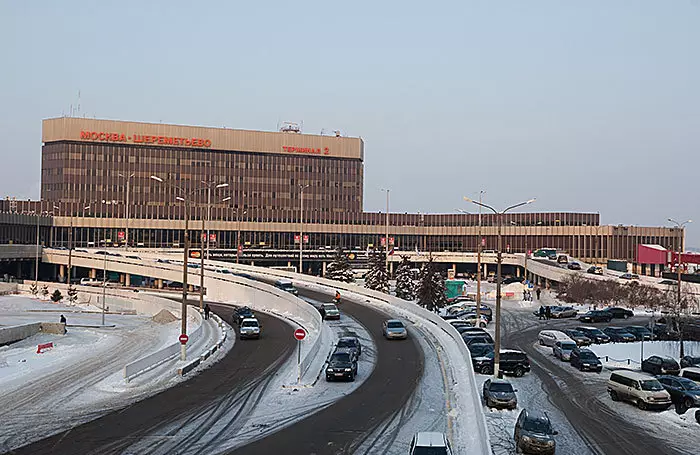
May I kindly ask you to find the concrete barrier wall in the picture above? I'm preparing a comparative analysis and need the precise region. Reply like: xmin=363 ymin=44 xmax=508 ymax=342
xmin=0 ymin=282 xmax=19 ymax=295
xmin=40 ymin=322 xmax=66 ymax=335
xmin=0 ymin=322 xmax=41 ymax=345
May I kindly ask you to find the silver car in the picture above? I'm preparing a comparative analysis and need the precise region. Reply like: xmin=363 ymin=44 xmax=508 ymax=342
xmin=383 ymin=319 xmax=408 ymax=339
xmin=553 ymin=340 xmax=577 ymax=361
xmin=483 ymin=378 xmax=518 ymax=410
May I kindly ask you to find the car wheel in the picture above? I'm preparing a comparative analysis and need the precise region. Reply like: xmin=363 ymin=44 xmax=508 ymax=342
xmin=513 ymin=367 xmax=525 ymax=378
xmin=326 ymin=376 xmax=332 ymax=382
xmin=684 ymin=398 xmax=694 ymax=411
xmin=695 ymin=409 xmax=700 ymax=424
xmin=637 ymin=399 xmax=648 ymax=410
xmin=609 ymin=390 xmax=619 ymax=401
xmin=480 ymin=322 xmax=487 ymax=328
xmin=539 ymin=339 xmax=544 ymax=346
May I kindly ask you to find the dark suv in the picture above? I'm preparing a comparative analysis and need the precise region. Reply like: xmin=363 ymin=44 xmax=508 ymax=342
xmin=326 ymin=349 xmax=358 ymax=381
xmin=473 ymin=350 xmax=530 ymax=377
xmin=514 ymin=409 xmax=557 ymax=454
xmin=642 ymin=356 xmax=680 ymax=376
xmin=233 ymin=306 xmax=255 ymax=325
xmin=658 ymin=375 xmax=700 ymax=412
xmin=570 ymin=347 xmax=602 ymax=372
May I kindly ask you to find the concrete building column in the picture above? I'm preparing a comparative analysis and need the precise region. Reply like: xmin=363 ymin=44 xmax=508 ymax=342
xmin=390 ymin=261 xmax=395 ymax=278
xmin=516 ymin=267 xmax=521 ymax=278
xmin=90 ymin=268 xmax=97 ymax=279
xmin=58 ymin=265 xmax=65 ymax=283
xmin=322 ymin=261 xmax=327 ymax=276
xmin=125 ymin=274 xmax=131 ymax=287
xmin=156 ymin=279 xmax=163 ymax=289
xmin=483 ymin=263 xmax=488 ymax=278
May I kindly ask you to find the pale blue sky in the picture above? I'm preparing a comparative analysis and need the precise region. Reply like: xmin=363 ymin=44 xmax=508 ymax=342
xmin=1 ymin=1 xmax=699 ymax=243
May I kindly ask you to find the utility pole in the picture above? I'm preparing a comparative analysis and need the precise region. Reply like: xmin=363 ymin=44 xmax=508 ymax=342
xmin=34 ymin=211 xmax=41 ymax=285
xmin=381 ymin=188 xmax=390 ymax=273
xmin=299 ymin=184 xmax=310 ymax=274
xmin=476 ymin=191 xmax=483 ymax=322
xmin=668 ymin=218 xmax=692 ymax=359
xmin=200 ymin=210 xmax=205 ymax=311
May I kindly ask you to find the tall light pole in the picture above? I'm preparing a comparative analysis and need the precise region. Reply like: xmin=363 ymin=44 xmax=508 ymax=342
xmin=464 ymin=196 xmax=536 ymax=378
xmin=668 ymin=218 xmax=692 ymax=358
xmin=65 ymin=203 xmax=91 ymax=285
xmin=298 ymin=184 xmax=310 ymax=274
xmin=151 ymin=175 xmax=197 ymax=361
xmin=381 ymin=188 xmax=390 ymax=273
xmin=202 ymin=181 xmax=229 ymax=260
xmin=235 ymin=208 xmax=247 ymax=264
xmin=118 ymin=173 xmax=135 ymax=250
xmin=197 ymin=194 xmax=230 ymax=311
xmin=460 ymin=190 xmax=485 ymax=322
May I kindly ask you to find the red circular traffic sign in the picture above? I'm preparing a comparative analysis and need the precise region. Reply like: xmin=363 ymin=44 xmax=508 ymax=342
xmin=294 ymin=328 xmax=306 ymax=341
xmin=179 ymin=334 xmax=189 ymax=344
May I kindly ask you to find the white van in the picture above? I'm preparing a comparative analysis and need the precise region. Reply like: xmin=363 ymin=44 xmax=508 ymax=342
xmin=537 ymin=330 xmax=572 ymax=347
xmin=607 ymin=370 xmax=672 ymax=410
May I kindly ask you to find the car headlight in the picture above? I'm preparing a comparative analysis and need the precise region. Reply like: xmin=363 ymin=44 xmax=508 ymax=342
xmin=326 ymin=368 xmax=333 ymax=373
xmin=522 ymin=436 xmax=531 ymax=443
xmin=344 ymin=368 xmax=352 ymax=372
xmin=547 ymin=440 xmax=555 ymax=447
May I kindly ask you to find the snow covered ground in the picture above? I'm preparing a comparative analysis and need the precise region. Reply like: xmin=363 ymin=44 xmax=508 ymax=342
xmin=0 ymin=294 xmax=228 ymax=452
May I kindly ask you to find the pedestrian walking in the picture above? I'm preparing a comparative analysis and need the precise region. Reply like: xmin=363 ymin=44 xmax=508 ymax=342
xmin=60 ymin=314 xmax=66 ymax=324
xmin=523 ymin=290 xmax=527 ymax=301
xmin=538 ymin=306 xmax=545 ymax=320
xmin=545 ymin=306 xmax=551 ymax=320
xmin=536 ymin=287 xmax=542 ymax=300
xmin=204 ymin=304 xmax=211 ymax=320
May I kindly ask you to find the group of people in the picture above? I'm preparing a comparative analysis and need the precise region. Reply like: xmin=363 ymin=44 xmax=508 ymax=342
xmin=522 ymin=286 xmax=542 ymax=302
xmin=538 ymin=305 xmax=552 ymax=320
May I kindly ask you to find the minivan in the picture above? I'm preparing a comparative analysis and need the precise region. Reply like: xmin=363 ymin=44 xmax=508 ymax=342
xmin=274 ymin=279 xmax=298 ymax=295
xmin=537 ymin=330 xmax=572 ymax=347
xmin=607 ymin=370 xmax=672 ymax=410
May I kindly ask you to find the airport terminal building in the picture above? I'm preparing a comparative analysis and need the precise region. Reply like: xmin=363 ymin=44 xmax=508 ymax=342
xmin=0 ymin=117 xmax=684 ymax=274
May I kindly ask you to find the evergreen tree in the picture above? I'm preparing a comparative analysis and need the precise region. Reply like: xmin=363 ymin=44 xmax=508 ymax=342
xmin=417 ymin=258 xmax=447 ymax=311
xmin=67 ymin=285 xmax=79 ymax=304
xmin=41 ymin=285 xmax=49 ymax=300
xmin=364 ymin=251 xmax=389 ymax=293
xmin=50 ymin=289 xmax=63 ymax=303
xmin=29 ymin=282 xmax=38 ymax=297
xmin=325 ymin=248 xmax=355 ymax=283
xmin=395 ymin=256 xmax=417 ymax=300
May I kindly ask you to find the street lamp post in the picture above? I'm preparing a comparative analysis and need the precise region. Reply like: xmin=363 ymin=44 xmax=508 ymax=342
xmin=381 ymin=188 xmax=390 ymax=273
xmin=202 ymin=181 xmax=229 ymax=260
xmin=65 ymin=203 xmax=92 ymax=286
xmin=298 ymin=184 xmax=310 ymax=274
xmin=235 ymin=208 xmax=247 ymax=264
xmin=118 ymin=173 xmax=135 ymax=250
xmin=668 ymin=218 xmax=692 ymax=358
xmin=464 ymin=196 xmax=536 ymax=378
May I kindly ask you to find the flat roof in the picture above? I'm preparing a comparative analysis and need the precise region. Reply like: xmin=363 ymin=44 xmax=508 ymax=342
xmin=42 ymin=117 xmax=364 ymax=160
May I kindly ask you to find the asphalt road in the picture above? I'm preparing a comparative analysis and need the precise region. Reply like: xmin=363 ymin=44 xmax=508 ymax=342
xmin=228 ymin=287 xmax=424 ymax=455
xmin=502 ymin=307 xmax=687 ymax=455
xmin=9 ymin=304 xmax=293 ymax=455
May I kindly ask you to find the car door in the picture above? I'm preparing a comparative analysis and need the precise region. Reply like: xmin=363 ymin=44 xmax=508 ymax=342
xmin=667 ymin=378 xmax=683 ymax=403
xmin=514 ymin=411 xmax=524 ymax=442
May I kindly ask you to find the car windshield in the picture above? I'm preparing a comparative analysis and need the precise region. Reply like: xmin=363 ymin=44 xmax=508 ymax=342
xmin=587 ymin=328 xmax=604 ymax=336
xmin=640 ymin=380 xmax=664 ymax=391
xmin=470 ymin=344 xmax=494 ymax=356
xmin=323 ymin=305 xmax=337 ymax=311
xmin=489 ymin=383 xmax=513 ymax=393
xmin=387 ymin=321 xmax=404 ymax=329
xmin=337 ymin=339 xmax=356 ymax=348
xmin=412 ymin=447 xmax=448 ymax=455
xmin=681 ymin=380 xmax=700 ymax=391
xmin=579 ymin=352 xmax=598 ymax=360
xmin=567 ymin=331 xmax=584 ymax=337
xmin=523 ymin=418 xmax=552 ymax=434
xmin=662 ymin=360 xmax=678 ymax=368
xmin=241 ymin=321 xmax=258 ymax=328
xmin=331 ymin=353 xmax=351 ymax=363
xmin=561 ymin=342 xmax=577 ymax=350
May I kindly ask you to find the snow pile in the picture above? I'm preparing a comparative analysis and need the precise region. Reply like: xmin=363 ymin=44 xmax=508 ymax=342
xmin=152 ymin=309 xmax=178 ymax=324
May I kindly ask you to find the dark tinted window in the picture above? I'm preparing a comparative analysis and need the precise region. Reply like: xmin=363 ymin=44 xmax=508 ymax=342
xmin=387 ymin=321 xmax=404 ymax=329
xmin=523 ymin=417 xmax=552 ymax=434
xmin=412 ymin=447 xmax=448 ymax=455
xmin=579 ymin=351 xmax=598 ymax=360
xmin=489 ymin=382 xmax=514 ymax=393
xmin=331 ymin=353 xmax=352 ymax=363
xmin=662 ymin=359 xmax=678 ymax=368
xmin=337 ymin=339 xmax=358 ymax=348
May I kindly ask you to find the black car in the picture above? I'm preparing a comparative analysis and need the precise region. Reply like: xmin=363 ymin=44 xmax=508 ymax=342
xmin=575 ymin=326 xmax=611 ymax=344
xmin=563 ymin=329 xmax=592 ymax=346
xmin=624 ymin=325 xmax=653 ymax=341
xmin=587 ymin=266 xmax=604 ymax=275
xmin=233 ymin=306 xmax=255 ymax=325
xmin=642 ymin=356 xmax=681 ymax=376
xmin=468 ymin=343 xmax=494 ymax=359
xmin=578 ymin=310 xmax=613 ymax=323
xmin=603 ymin=327 xmax=636 ymax=343
xmin=567 ymin=262 xmax=582 ymax=270
xmin=604 ymin=307 xmax=634 ymax=319
xmin=458 ymin=327 xmax=489 ymax=336
xmin=570 ymin=347 xmax=602 ymax=372
xmin=681 ymin=355 xmax=700 ymax=369
xmin=464 ymin=336 xmax=495 ymax=347
xmin=473 ymin=350 xmax=530 ymax=377
xmin=462 ymin=331 xmax=494 ymax=345
xmin=326 ymin=350 xmax=358 ymax=381
xmin=336 ymin=336 xmax=362 ymax=358
xmin=658 ymin=376 xmax=700 ymax=412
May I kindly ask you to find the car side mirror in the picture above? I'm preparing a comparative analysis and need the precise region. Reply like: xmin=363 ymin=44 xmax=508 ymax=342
xmin=553 ymin=430 xmax=559 ymax=436
xmin=514 ymin=389 xmax=519 ymax=392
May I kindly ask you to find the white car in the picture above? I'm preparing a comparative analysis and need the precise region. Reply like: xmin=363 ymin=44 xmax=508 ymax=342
xmin=538 ymin=330 xmax=572 ymax=347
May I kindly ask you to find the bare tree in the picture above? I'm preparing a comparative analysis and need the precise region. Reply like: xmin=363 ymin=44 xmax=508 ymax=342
xmin=662 ymin=284 xmax=698 ymax=358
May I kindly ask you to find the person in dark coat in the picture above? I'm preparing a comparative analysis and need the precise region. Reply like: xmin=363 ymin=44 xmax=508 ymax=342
xmin=204 ymin=304 xmax=211 ymax=320
xmin=536 ymin=287 xmax=542 ymax=300
xmin=545 ymin=306 xmax=552 ymax=320
xmin=523 ymin=290 xmax=527 ymax=301
xmin=60 ymin=314 xmax=66 ymax=324
xmin=538 ymin=306 xmax=545 ymax=320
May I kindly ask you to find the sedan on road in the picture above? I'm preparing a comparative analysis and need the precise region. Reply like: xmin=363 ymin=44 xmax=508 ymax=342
xmin=336 ymin=336 xmax=362 ymax=358
xmin=553 ymin=340 xmax=578 ymax=361
xmin=603 ymin=307 xmax=634 ymax=319
xmin=624 ymin=325 xmax=653 ymax=341
xmin=483 ymin=378 xmax=518 ymax=410
xmin=642 ymin=356 xmax=681 ymax=376
xmin=603 ymin=327 xmax=636 ymax=343
xmin=575 ymin=326 xmax=611 ymax=344
xmin=619 ymin=273 xmax=640 ymax=280
xmin=578 ymin=310 xmax=613 ymax=323
xmin=383 ymin=319 xmax=408 ymax=339
xmin=587 ymin=266 xmax=604 ymax=275
xmin=320 ymin=303 xmax=341 ymax=320
xmin=570 ymin=347 xmax=603 ymax=372
xmin=326 ymin=350 xmax=358 ymax=381
xmin=658 ymin=376 xmax=700 ymax=412
xmin=567 ymin=262 xmax=582 ymax=270
xmin=563 ymin=329 xmax=592 ymax=346
xmin=550 ymin=306 xmax=578 ymax=319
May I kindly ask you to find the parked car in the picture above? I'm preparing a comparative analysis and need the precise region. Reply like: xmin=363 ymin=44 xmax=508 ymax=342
xmin=603 ymin=327 xmax=636 ymax=343
xmin=458 ymin=327 xmax=489 ymax=336
xmin=603 ymin=307 xmax=634 ymax=319
xmin=320 ymin=303 xmax=341 ymax=320
xmin=449 ymin=320 xmax=472 ymax=329
xmin=547 ymin=252 xmax=558 ymax=260
xmin=514 ymin=409 xmax=557 ymax=455
xmin=239 ymin=317 xmax=261 ymax=339
xmin=681 ymin=367 xmax=700 ymax=382
xmin=125 ymin=255 xmax=141 ymax=260
xmin=556 ymin=255 xmax=568 ymax=265
xmin=383 ymin=319 xmax=408 ymax=339
xmin=75 ymin=249 xmax=89 ymax=253
xmin=575 ymin=326 xmax=611 ymax=344
xmin=468 ymin=343 xmax=494 ymax=359
xmin=623 ymin=325 xmax=653 ymax=341
xmin=483 ymin=378 xmax=518 ymax=410
xmin=274 ymin=278 xmax=298 ymax=295
xmin=336 ymin=336 xmax=361 ymax=357
xmin=233 ymin=306 xmax=255 ymax=325
xmin=325 ymin=349 xmax=358 ymax=381
xmin=587 ymin=266 xmax=604 ymax=275
xmin=463 ymin=335 xmax=495 ymax=347
xmin=553 ymin=340 xmax=578 ymax=361
xmin=458 ymin=313 xmax=489 ymax=328
xmin=619 ymin=273 xmax=640 ymax=280
xmin=473 ymin=349 xmax=530 ymax=377
xmin=538 ymin=330 xmax=572 ymax=347
xmin=578 ymin=310 xmax=613 ymax=323
xmin=408 ymin=432 xmax=453 ymax=455
xmin=658 ymin=375 xmax=700 ymax=412
xmin=680 ymin=356 xmax=700 ymax=369
xmin=550 ymin=306 xmax=578 ymax=319
xmin=563 ymin=329 xmax=592 ymax=346
xmin=607 ymin=370 xmax=672 ymax=410
xmin=567 ymin=262 xmax=582 ymax=270
xmin=570 ymin=347 xmax=602 ymax=372
xmin=642 ymin=356 xmax=681 ymax=376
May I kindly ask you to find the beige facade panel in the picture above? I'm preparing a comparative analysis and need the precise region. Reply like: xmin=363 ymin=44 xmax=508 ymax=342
xmin=42 ymin=117 xmax=364 ymax=160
